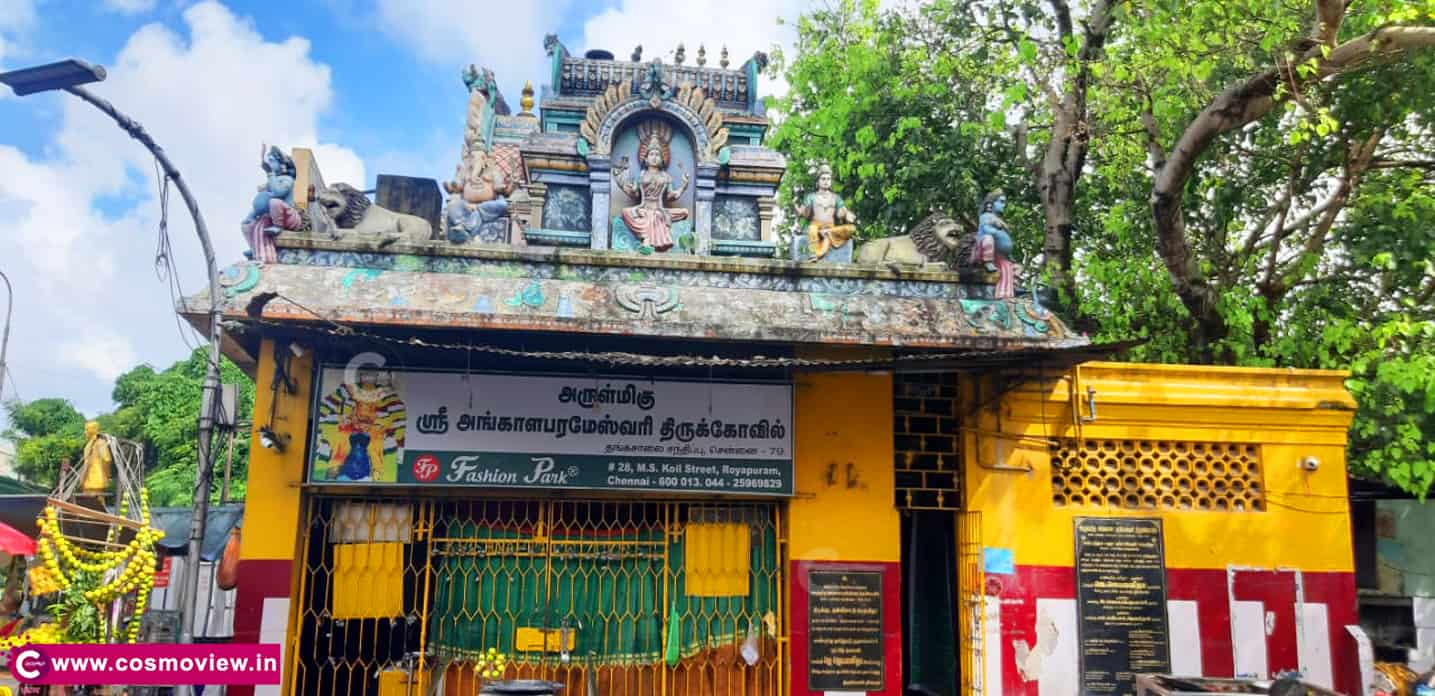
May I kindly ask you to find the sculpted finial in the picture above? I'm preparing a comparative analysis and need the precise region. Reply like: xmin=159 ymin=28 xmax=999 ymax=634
xmin=720 ymin=46 xmax=730 ymax=69
xmin=520 ymin=81 xmax=535 ymax=115
xmin=697 ymin=44 xmax=707 ymax=67
xmin=674 ymin=43 xmax=686 ymax=65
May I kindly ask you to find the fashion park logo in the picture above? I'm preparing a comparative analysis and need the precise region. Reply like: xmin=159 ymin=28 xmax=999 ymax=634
xmin=413 ymin=454 xmax=581 ymax=485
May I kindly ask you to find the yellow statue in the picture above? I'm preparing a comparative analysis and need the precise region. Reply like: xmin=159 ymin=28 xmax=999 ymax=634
xmin=80 ymin=421 xmax=112 ymax=493
xmin=795 ymin=163 xmax=858 ymax=260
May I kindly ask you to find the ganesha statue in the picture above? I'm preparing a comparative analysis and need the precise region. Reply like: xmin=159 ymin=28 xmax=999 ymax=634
xmin=242 ymin=146 xmax=305 ymax=263
xmin=611 ymin=121 xmax=693 ymax=254
xmin=444 ymin=147 xmax=513 ymax=244
xmin=443 ymin=64 xmax=513 ymax=244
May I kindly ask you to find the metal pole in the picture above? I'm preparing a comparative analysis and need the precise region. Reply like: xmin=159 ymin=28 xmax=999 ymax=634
xmin=220 ymin=428 xmax=235 ymax=505
xmin=0 ymin=269 xmax=11 ymax=402
xmin=63 ymin=86 xmax=223 ymax=666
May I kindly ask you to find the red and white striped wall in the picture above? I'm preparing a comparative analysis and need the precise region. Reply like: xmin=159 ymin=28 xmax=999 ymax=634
xmin=978 ymin=565 xmax=1358 ymax=695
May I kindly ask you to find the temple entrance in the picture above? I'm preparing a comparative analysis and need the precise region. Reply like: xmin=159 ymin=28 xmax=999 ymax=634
xmin=893 ymin=373 xmax=982 ymax=696
xmin=901 ymin=511 xmax=960 ymax=695
xmin=290 ymin=496 xmax=787 ymax=696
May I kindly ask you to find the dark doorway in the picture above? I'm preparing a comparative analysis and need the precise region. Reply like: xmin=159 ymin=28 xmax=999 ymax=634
xmin=900 ymin=510 xmax=959 ymax=696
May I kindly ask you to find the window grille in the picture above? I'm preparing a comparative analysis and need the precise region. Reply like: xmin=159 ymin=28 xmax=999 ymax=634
xmin=1050 ymin=439 xmax=1265 ymax=512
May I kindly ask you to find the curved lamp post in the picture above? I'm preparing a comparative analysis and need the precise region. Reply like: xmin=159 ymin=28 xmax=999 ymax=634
xmin=0 ymin=59 xmax=223 ymax=662
xmin=0 ymin=268 xmax=11 ymax=402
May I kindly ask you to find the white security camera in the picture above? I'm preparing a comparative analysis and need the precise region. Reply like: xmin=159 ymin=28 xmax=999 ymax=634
xmin=1299 ymin=456 xmax=1320 ymax=472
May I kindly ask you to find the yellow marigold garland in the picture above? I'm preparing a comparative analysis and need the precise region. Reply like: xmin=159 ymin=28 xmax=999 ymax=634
xmin=25 ymin=488 xmax=165 ymax=644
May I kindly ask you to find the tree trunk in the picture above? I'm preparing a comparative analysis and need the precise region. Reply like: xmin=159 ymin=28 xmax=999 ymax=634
xmin=1038 ymin=0 xmax=1115 ymax=328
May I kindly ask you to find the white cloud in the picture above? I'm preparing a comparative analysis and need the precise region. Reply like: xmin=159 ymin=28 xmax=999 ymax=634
xmin=0 ymin=0 xmax=36 ymax=29
xmin=59 ymin=335 xmax=139 ymax=384
xmin=0 ymin=0 xmax=36 ymax=72
xmin=375 ymin=0 xmax=570 ymax=106
xmin=0 ymin=1 xmax=363 ymax=415
xmin=104 ymin=0 xmax=159 ymax=14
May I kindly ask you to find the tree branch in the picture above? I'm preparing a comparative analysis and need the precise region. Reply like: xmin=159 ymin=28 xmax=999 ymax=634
xmin=1149 ymin=4 xmax=1435 ymax=358
xmin=1137 ymin=78 xmax=1167 ymax=171
xmin=1047 ymin=0 xmax=1075 ymax=39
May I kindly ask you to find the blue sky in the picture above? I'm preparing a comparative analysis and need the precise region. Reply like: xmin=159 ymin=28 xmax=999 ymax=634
xmin=0 ymin=0 xmax=809 ymax=423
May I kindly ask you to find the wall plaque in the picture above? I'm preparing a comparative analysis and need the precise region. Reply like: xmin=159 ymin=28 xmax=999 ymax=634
xmin=1075 ymin=517 xmax=1171 ymax=695
xmin=806 ymin=569 xmax=885 ymax=691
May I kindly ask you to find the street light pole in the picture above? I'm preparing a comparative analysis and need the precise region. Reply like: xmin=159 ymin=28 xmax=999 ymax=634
xmin=63 ymin=85 xmax=223 ymax=653
xmin=0 ymin=269 xmax=12 ymax=402
xmin=0 ymin=62 xmax=223 ymax=670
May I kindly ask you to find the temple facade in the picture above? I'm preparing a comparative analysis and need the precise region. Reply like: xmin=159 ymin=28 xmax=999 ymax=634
xmin=190 ymin=37 xmax=1363 ymax=696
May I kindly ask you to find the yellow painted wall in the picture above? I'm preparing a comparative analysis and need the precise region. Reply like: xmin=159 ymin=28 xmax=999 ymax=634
xmin=240 ymin=339 xmax=314 ymax=561
xmin=788 ymin=371 xmax=901 ymax=563
xmin=964 ymin=361 xmax=1357 ymax=571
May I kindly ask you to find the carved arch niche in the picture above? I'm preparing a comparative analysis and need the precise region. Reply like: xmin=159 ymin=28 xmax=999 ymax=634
xmin=606 ymin=114 xmax=698 ymax=252
xmin=580 ymin=80 xmax=730 ymax=164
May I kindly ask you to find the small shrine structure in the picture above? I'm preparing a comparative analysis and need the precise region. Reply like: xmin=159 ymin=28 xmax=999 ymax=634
xmin=188 ymin=35 xmax=1362 ymax=696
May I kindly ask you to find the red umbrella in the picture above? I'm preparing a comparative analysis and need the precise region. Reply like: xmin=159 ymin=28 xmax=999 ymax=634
xmin=0 ymin=520 xmax=36 ymax=556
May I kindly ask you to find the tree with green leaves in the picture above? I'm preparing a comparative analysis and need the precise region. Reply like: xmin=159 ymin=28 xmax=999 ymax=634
xmin=2 ymin=348 xmax=255 ymax=504
xmin=3 ymin=398 xmax=87 ymax=486
xmin=770 ymin=0 xmax=1435 ymax=494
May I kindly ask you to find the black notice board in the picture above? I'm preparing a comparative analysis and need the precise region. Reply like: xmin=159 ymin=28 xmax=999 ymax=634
xmin=806 ymin=569 xmax=886 ymax=691
xmin=1074 ymin=518 xmax=1171 ymax=695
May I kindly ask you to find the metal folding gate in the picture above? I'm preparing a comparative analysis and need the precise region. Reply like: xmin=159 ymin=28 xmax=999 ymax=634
xmin=958 ymin=511 xmax=985 ymax=696
xmin=290 ymin=496 xmax=787 ymax=696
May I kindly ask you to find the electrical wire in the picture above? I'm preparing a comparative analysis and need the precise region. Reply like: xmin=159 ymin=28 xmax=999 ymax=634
xmin=2 ymin=365 xmax=19 ymax=402
xmin=1376 ymin=558 xmax=1435 ymax=578
xmin=152 ymin=158 xmax=204 ymax=355
xmin=231 ymin=312 xmax=1067 ymax=371
xmin=1259 ymin=495 xmax=1351 ymax=515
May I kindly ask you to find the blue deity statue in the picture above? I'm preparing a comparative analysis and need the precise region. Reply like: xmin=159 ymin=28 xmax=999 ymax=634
xmin=969 ymin=190 xmax=1020 ymax=298
xmin=241 ymin=146 xmax=302 ymax=264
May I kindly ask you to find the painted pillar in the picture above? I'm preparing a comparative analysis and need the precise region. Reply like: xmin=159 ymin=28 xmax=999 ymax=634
xmin=231 ymin=339 xmax=314 ymax=696
xmin=694 ymin=163 xmax=719 ymax=256
xmin=757 ymin=196 xmax=776 ymax=243
xmin=587 ymin=156 xmax=612 ymax=251
xmin=526 ymin=181 xmax=548 ymax=233
xmin=788 ymin=369 xmax=903 ymax=696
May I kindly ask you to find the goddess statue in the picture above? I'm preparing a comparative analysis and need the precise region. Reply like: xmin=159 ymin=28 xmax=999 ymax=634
xmin=794 ymin=163 xmax=858 ymax=261
xmin=613 ymin=122 xmax=690 ymax=252
xmin=971 ymin=190 xmax=1021 ymax=298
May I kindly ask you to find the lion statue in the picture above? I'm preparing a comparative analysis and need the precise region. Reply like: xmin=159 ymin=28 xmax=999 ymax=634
xmin=854 ymin=212 xmax=965 ymax=269
xmin=315 ymin=183 xmax=433 ymax=245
